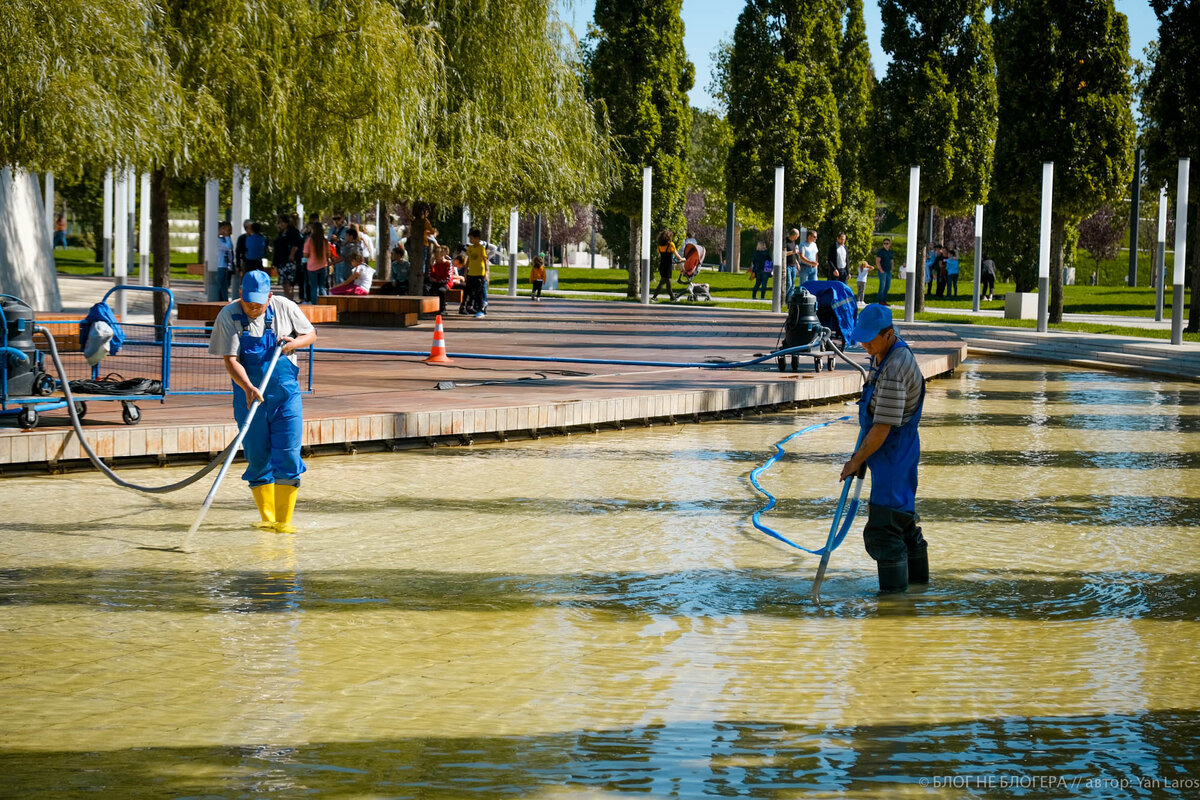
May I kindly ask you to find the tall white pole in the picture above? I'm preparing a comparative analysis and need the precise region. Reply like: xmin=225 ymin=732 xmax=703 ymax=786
xmin=139 ymin=173 xmax=150 ymax=285
xmin=1037 ymin=162 xmax=1054 ymax=333
xmin=972 ymin=204 xmax=984 ymax=312
xmin=772 ymin=166 xmax=785 ymax=313
xmin=231 ymin=166 xmax=243 ymax=229
xmin=125 ymin=168 xmax=136 ymax=279
xmin=641 ymin=166 xmax=652 ymax=305
xmin=113 ymin=171 xmax=128 ymax=319
xmin=43 ymin=172 xmax=54 ymax=247
xmin=238 ymin=168 xmax=250 ymax=224
xmin=508 ymin=208 xmax=519 ymax=297
xmin=375 ymin=200 xmax=384 ymax=263
xmin=102 ymin=168 xmax=114 ymax=277
xmin=461 ymin=205 xmax=471 ymax=248
xmin=1155 ymin=183 xmax=1168 ymax=322
xmin=904 ymin=166 xmax=920 ymax=323
xmin=1171 ymin=158 xmax=1190 ymax=345
xmin=204 ymin=179 xmax=220 ymax=301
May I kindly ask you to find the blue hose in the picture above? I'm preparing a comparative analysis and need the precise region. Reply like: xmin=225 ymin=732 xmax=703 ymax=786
xmin=748 ymin=415 xmax=857 ymax=554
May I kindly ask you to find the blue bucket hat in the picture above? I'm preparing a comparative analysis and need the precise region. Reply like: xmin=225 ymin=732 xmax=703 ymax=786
xmin=851 ymin=303 xmax=893 ymax=344
xmin=241 ymin=270 xmax=271 ymax=304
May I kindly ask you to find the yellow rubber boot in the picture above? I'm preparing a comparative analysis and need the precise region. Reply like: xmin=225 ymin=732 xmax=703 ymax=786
xmin=274 ymin=484 xmax=298 ymax=533
xmin=251 ymin=484 xmax=276 ymax=529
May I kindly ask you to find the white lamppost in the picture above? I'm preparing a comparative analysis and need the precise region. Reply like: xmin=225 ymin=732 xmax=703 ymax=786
xmin=772 ymin=166 xmax=785 ymax=313
xmin=1171 ymin=158 xmax=1190 ymax=345
xmin=640 ymin=167 xmax=652 ymax=305
xmin=904 ymin=166 xmax=920 ymax=323
xmin=1037 ymin=162 xmax=1054 ymax=333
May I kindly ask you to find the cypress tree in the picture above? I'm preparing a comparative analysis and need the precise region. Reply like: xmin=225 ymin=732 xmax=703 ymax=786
xmin=587 ymin=0 xmax=694 ymax=298
xmin=993 ymin=0 xmax=1136 ymax=322
xmin=870 ymin=0 xmax=997 ymax=309
xmin=726 ymin=0 xmax=842 ymax=226
xmin=1139 ymin=0 xmax=1199 ymax=331
xmin=820 ymin=0 xmax=876 ymax=268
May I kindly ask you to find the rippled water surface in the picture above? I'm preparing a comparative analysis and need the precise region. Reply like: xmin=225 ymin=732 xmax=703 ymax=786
xmin=1 ymin=358 xmax=1198 ymax=798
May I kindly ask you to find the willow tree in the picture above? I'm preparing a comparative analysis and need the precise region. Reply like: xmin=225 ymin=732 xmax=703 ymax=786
xmin=390 ymin=0 xmax=614 ymax=291
xmin=993 ymin=0 xmax=1135 ymax=322
xmin=140 ymin=0 xmax=443 ymax=322
xmin=726 ymin=0 xmax=841 ymax=228
xmin=819 ymin=0 xmax=876 ymax=265
xmin=0 ymin=0 xmax=171 ymax=173
xmin=587 ymin=0 xmax=694 ymax=298
xmin=870 ymin=0 xmax=996 ymax=309
xmin=1139 ymin=0 xmax=1200 ymax=331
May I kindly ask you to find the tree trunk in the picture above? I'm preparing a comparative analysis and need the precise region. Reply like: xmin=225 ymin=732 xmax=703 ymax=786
xmin=484 ymin=214 xmax=493 ymax=245
xmin=196 ymin=197 xmax=205 ymax=266
xmin=626 ymin=216 xmax=640 ymax=299
xmin=1050 ymin=213 xmax=1066 ymax=324
xmin=407 ymin=215 xmax=426 ymax=296
xmin=150 ymin=168 xmax=171 ymax=328
xmin=913 ymin=204 xmax=932 ymax=312
xmin=378 ymin=209 xmax=391 ymax=282
xmin=1188 ymin=203 xmax=1199 ymax=333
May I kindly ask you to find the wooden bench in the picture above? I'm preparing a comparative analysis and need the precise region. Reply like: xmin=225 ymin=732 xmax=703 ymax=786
xmin=175 ymin=301 xmax=338 ymax=326
xmin=370 ymin=280 xmax=464 ymax=304
xmin=34 ymin=311 xmax=108 ymax=351
xmin=317 ymin=295 xmax=438 ymax=327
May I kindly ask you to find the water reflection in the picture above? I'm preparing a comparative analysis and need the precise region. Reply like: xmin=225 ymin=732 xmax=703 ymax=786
xmin=0 ymin=357 xmax=1197 ymax=796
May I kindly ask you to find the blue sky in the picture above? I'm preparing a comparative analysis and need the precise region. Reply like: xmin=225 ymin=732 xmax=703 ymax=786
xmin=558 ymin=0 xmax=1161 ymax=110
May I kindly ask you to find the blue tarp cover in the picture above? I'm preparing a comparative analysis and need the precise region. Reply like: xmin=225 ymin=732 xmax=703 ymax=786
xmin=798 ymin=280 xmax=858 ymax=339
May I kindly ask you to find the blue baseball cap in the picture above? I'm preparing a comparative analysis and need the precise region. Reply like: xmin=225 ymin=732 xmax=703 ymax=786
xmin=241 ymin=270 xmax=271 ymax=304
xmin=851 ymin=303 xmax=893 ymax=344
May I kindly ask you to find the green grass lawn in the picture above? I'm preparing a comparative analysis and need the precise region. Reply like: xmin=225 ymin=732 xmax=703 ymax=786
xmin=489 ymin=264 xmax=1187 ymax=318
xmin=54 ymin=247 xmax=200 ymax=282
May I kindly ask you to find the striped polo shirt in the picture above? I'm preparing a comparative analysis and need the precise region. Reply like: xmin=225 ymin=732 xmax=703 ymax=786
xmin=867 ymin=343 xmax=924 ymax=426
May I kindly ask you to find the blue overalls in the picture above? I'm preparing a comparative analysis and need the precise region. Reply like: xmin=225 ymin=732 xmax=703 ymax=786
xmin=858 ymin=338 xmax=928 ymax=589
xmin=232 ymin=307 xmax=305 ymax=488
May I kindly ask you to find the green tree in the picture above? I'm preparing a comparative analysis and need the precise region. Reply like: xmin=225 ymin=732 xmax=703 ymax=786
xmin=0 ymin=0 xmax=172 ymax=174
xmin=993 ymin=0 xmax=1136 ymax=322
xmin=586 ymin=0 xmax=694 ymax=298
xmin=725 ymin=0 xmax=841 ymax=227
xmin=870 ymin=0 xmax=997 ymax=309
xmin=1138 ymin=0 xmax=1199 ymax=331
xmin=819 ymin=0 xmax=876 ymax=267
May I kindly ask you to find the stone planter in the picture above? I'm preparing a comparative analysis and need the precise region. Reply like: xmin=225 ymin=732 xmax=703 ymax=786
xmin=1004 ymin=292 xmax=1039 ymax=320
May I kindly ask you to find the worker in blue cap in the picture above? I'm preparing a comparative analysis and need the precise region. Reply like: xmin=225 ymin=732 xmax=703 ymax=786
xmin=208 ymin=269 xmax=316 ymax=532
xmin=839 ymin=303 xmax=928 ymax=592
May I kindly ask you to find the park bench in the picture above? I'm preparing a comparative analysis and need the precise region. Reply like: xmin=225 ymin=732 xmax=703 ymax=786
xmin=370 ymin=280 xmax=464 ymax=304
xmin=176 ymin=301 xmax=337 ymax=326
xmin=317 ymin=295 xmax=438 ymax=327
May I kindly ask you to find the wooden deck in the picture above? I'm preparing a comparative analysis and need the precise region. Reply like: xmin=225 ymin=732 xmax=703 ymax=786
xmin=0 ymin=297 xmax=967 ymax=472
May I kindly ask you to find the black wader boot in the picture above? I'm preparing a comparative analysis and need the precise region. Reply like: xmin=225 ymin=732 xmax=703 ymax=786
xmin=864 ymin=504 xmax=929 ymax=594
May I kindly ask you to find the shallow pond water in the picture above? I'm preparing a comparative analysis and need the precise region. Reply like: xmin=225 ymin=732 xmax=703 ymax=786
xmin=0 ymin=358 xmax=1197 ymax=798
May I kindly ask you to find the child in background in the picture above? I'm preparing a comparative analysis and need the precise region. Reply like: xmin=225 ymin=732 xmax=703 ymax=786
xmin=428 ymin=246 xmax=455 ymax=314
xmin=529 ymin=255 xmax=547 ymax=301
xmin=856 ymin=260 xmax=871 ymax=304
xmin=750 ymin=241 xmax=771 ymax=300
xmin=464 ymin=228 xmax=489 ymax=318
xmin=330 ymin=250 xmax=374 ymax=295
xmin=946 ymin=248 xmax=960 ymax=297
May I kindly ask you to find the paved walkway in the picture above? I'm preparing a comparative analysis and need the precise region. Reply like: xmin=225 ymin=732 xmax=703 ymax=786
xmin=1 ymin=291 xmax=967 ymax=472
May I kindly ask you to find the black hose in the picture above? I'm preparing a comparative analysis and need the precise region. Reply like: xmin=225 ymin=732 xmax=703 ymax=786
xmin=36 ymin=326 xmax=235 ymax=494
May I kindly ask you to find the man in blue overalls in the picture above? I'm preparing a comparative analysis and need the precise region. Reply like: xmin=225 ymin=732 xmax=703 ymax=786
xmin=839 ymin=304 xmax=928 ymax=593
xmin=209 ymin=270 xmax=317 ymax=532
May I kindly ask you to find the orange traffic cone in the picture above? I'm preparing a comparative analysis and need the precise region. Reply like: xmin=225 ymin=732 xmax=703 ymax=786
xmin=425 ymin=315 xmax=453 ymax=363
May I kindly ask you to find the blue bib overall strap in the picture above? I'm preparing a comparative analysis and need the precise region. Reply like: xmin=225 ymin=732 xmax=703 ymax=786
xmin=857 ymin=338 xmax=925 ymax=515
xmin=231 ymin=306 xmax=305 ymax=488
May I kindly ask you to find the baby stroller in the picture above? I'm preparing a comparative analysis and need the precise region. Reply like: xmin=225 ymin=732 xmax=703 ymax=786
xmin=777 ymin=280 xmax=858 ymax=372
xmin=677 ymin=239 xmax=711 ymax=301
